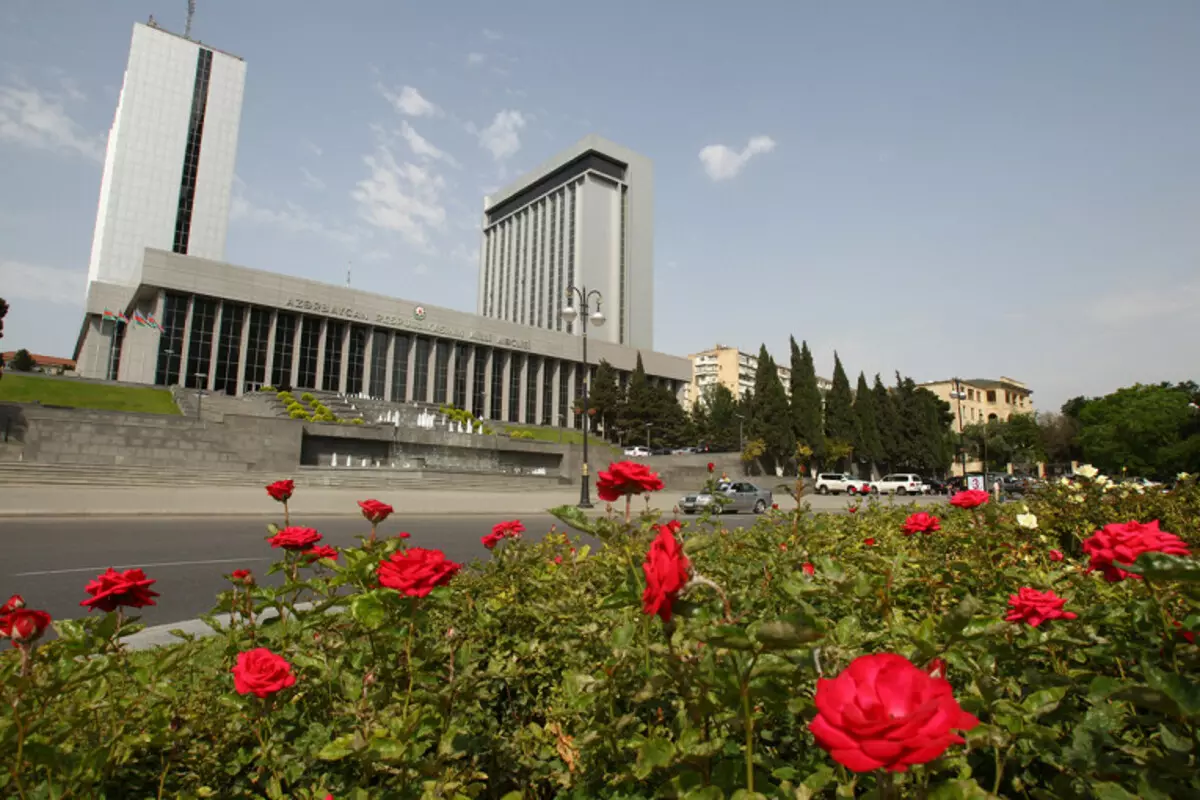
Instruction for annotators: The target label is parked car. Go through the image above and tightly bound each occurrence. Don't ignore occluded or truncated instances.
[815,473,870,495]
[923,476,949,495]
[650,447,671,456]
[869,473,926,495]
[679,481,773,515]
[623,445,650,458]
[1002,475,1041,495]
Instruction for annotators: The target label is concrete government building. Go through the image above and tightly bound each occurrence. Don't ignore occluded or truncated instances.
[74,21,689,429]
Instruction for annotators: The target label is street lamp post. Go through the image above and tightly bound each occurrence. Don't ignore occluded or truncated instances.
[561,285,605,509]
[644,422,652,449]
[734,412,745,454]
[949,378,967,478]
[193,372,208,419]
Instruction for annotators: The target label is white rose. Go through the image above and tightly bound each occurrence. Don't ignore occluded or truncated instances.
[1058,477,1071,487]
[1178,472,1191,481]
[1076,464,1099,479]
[1095,475,1111,487]
[1071,495,1085,504]
[1016,513,1038,530]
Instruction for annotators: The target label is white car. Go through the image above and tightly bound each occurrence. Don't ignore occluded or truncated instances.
[623,446,651,458]
[815,473,871,495]
[869,473,926,495]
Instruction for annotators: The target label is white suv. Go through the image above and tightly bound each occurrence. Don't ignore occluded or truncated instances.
[623,446,650,458]
[870,473,926,495]
[816,473,870,495]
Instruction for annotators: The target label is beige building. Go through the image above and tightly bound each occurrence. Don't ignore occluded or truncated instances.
[687,344,831,406]
[920,376,1035,428]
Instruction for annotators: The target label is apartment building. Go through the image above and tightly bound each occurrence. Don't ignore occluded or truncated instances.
[920,376,1035,429]
[687,344,831,406]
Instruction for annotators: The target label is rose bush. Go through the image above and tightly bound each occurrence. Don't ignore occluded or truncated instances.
[1,469,1198,798]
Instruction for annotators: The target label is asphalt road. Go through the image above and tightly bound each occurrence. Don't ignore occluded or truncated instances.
[2,513,761,628]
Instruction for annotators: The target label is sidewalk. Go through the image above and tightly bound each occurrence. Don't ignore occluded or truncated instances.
[0,485,725,517]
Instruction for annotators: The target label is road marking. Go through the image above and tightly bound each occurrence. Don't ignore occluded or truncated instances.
[12,557,271,577]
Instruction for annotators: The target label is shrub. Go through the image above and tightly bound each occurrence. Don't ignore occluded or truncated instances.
[276,391,294,403]
[507,429,535,440]
[351,418,364,425]
[7,469,1194,796]
[287,408,310,420]
[259,385,276,393]
[300,392,316,403]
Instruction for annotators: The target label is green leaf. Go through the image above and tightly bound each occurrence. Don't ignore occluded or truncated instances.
[499,793,524,800]
[939,593,982,639]
[704,625,755,651]
[1022,685,1069,718]
[549,505,598,535]
[1112,686,1183,718]
[927,778,993,800]
[1091,782,1139,800]
[1142,661,1200,717]
[350,592,388,630]
[1117,552,1200,582]
[1159,723,1192,752]
[684,533,718,553]
[317,734,357,761]
[635,737,675,778]
[754,619,823,650]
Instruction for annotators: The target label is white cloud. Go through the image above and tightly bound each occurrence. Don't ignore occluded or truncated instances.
[0,259,85,305]
[467,52,486,66]
[230,191,359,247]
[299,166,325,191]
[302,139,323,157]
[352,145,447,249]
[0,83,102,162]
[698,135,777,181]
[379,84,440,117]
[482,28,503,40]
[398,120,460,167]
[476,109,526,161]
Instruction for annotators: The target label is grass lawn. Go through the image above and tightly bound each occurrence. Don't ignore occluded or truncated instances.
[501,423,614,450]
[0,373,180,415]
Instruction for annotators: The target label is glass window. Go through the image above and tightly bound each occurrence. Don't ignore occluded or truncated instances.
[184,297,217,388]
[322,321,344,392]
[507,353,523,423]
[272,313,296,388]
[453,343,469,408]
[555,192,564,332]
[108,315,127,381]
[213,303,245,395]
[619,185,628,344]
[369,330,388,399]
[986,390,996,403]
[346,325,367,395]
[433,339,450,404]
[566,184,576,334]
[574,366,585,429]
[542,359,555,426]
[472,347,488,416]
[243,308,271,391]
[296,317,320,389]
[412,337,430,402]
[558,362,569,428]
[391,334,410,403]
[525,355,540,424]
[491,351,506,421]
[154,292,188,386]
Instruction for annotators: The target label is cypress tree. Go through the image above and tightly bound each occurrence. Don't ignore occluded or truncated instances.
[823,352,858,467]
[617,353,653,444]
[789,337,825,465]
[750,345,795,473]
[588,360,623,441]
[872,373,898,471]
[853,371,883,474]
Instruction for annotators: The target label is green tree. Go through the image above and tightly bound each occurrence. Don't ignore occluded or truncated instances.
[852,371,883,475]
[890,374,953,473]
[698,383,740,452]
[10,348,35,372]
[615,353,653,445]
[746,345,795,474]
[789,337,824,466]
[588,360,623,442]
[0,297,7,380]
[872,374,899,471]
[823,352,857,469]
[1077,383,1200,478]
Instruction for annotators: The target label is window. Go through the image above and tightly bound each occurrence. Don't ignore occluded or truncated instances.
[542,358,555,426]
[184,297,217,388]
[412,337,430,402]
[558,363,569,429]
[967,388,975,401]
[512,216,522,323]
[574,367,585,430]
[272,313,296,388]
[213,303,244,395]
[490,351,506,420]
[453,343,469,408]
[554,192,564,331]
[154,292,188,386]
[243,308,271,391]
[172,49,213,254]
[296,317,320,389]
[346,326,367,395]
[525,356,539,424]
[369,330,388,399]
[482,232,492,316]
[619,184,628,344]
[986,390,996,403]
[108,315,127,381]
[532,204,541,328]
[472,348,489,416]
[566,183,576,334]
[508,353,523,422]
[391,334,410,402]
[322,321,344,392]
[433,340,450,404]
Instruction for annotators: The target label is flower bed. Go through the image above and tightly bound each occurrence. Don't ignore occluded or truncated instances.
[2,468,1199,798]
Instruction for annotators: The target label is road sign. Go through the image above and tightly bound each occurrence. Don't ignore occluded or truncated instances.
[966,475,986,491]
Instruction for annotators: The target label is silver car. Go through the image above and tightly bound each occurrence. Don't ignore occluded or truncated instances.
[679,481,773,515]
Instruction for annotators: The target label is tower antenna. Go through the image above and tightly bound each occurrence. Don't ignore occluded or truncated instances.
[184,0,196,39]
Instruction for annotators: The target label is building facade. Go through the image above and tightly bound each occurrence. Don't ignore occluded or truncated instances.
[477,135,653,350]
[687,344,831,405]
[79,249,690,430]
[920,377,1035,429]
[78,21,245,381]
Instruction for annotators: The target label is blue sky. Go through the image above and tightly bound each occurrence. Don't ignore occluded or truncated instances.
[1,0,1198,411]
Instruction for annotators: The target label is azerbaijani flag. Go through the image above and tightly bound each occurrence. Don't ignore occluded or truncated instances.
[102,309,116,321]
[117,311,128,323]
[145,314,161,331]
[133,313,147,327]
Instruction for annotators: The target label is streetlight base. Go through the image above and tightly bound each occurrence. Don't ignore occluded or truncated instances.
[576,500,594,509]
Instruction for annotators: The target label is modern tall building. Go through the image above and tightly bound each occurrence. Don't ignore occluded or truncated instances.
[477,135,654,350]
[687,344,831,406]
[76,20,245,379]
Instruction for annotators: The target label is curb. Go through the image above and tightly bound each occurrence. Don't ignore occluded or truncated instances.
[122,602,344,651]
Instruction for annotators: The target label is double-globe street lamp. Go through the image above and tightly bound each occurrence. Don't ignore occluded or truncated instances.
[561,285,605,509]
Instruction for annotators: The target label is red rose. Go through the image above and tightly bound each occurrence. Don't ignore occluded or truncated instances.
[802,562,815,576]
[1173,621,1196,645]
[231,647,296,698]
[358,499,394,525]
[2,607,52,644]
[901,512,941,535]
[780,542,788,552]
[665,519,682,535]
[80,568,160,613]
[848,507,859,515]
[596,461,664,502]
[302,545,339,563]
[396,532,411,539]
[1004,587,1078,627]
[553,556,564,565]
[641,523,690,623]
[378,547,462,597]
[1,594,25,614]
[1049,549,1064,562]
[863,537,876,546]
[265,479,294,503]
[925,658,947,679]
[1082,520,1191,582]
[949,490,989,509]
[706,462,714,473]
[480,531,504,549]
[268,526,322,551]
[230,569,254,584]
[492,519,526,539]
[772,502,779,510]
[809,653,979,772]
[861,484,870,494]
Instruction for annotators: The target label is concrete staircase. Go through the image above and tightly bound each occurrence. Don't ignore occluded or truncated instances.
[172,387,285,422]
